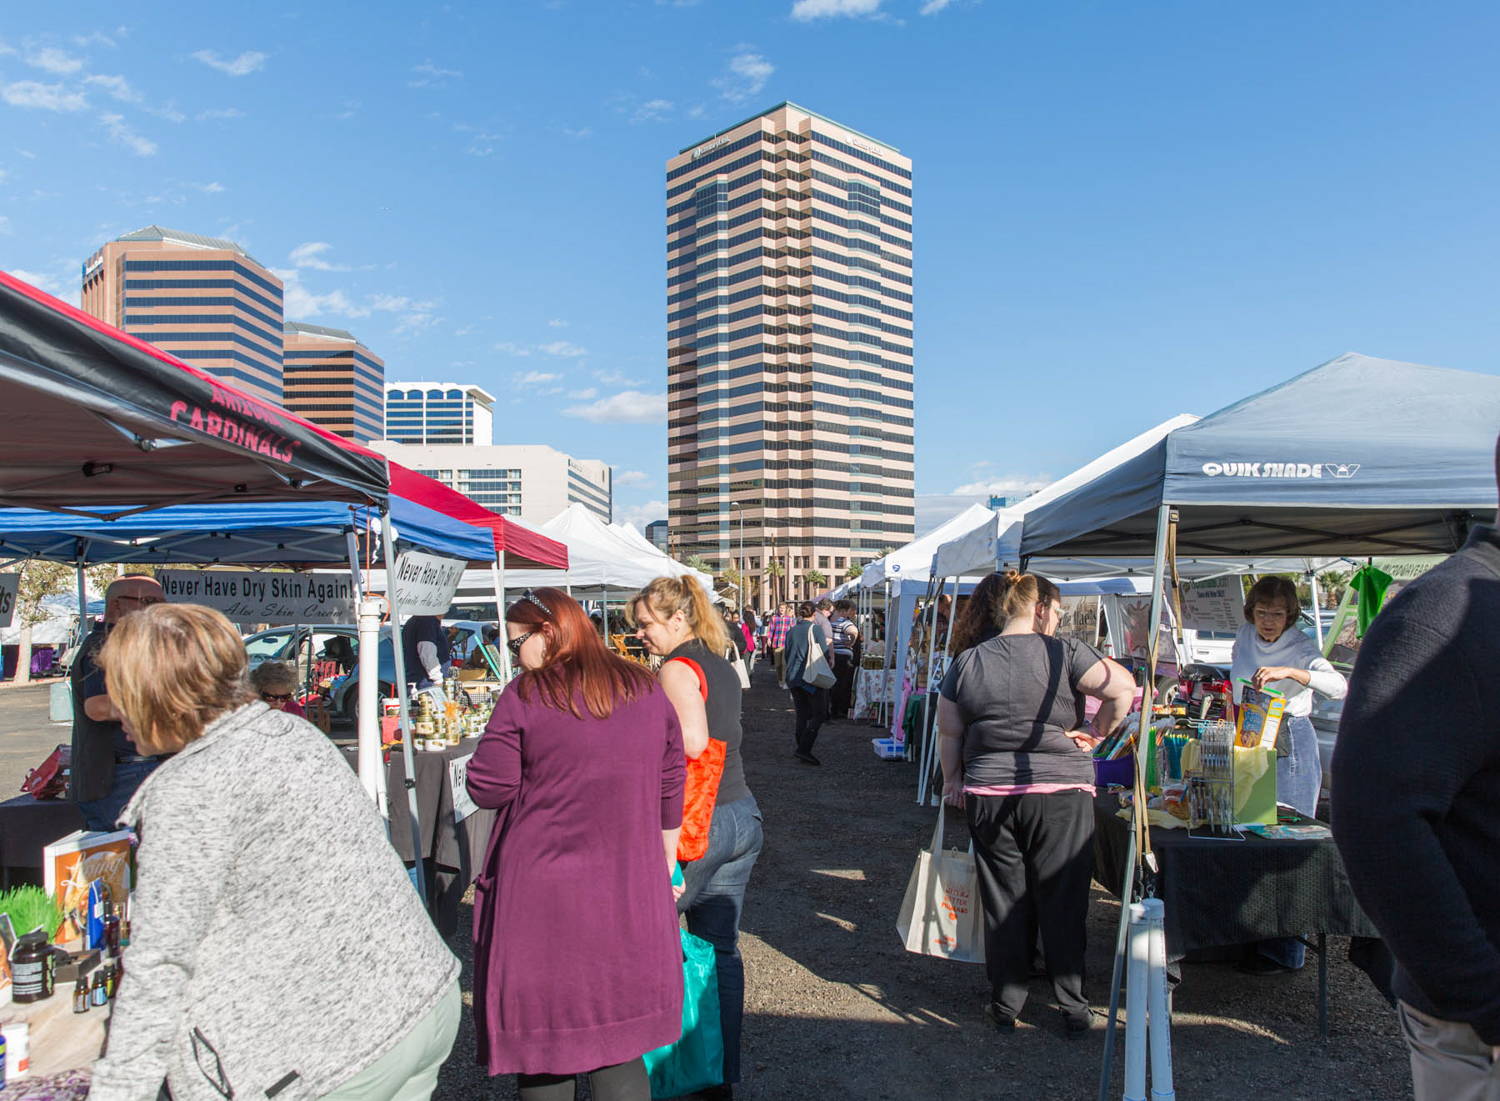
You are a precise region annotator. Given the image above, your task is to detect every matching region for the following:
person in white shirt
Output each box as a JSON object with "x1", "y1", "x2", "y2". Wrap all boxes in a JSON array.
[{"x1": 1230, "y1": 574, "x2": 1348, "y2": 974}]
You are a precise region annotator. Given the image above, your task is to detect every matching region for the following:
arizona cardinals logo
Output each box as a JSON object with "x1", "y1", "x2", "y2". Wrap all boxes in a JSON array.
[{"x1": 1325, "y1": 463, "x2": 1361, "y2": 478}]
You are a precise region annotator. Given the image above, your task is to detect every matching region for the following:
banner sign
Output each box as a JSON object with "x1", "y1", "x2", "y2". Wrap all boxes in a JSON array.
[
  {"x1": 1178, "y1": 578, "x2": 1244, "y2": 634},
  {"x1": 1056, "y1": 596, "x2": 1099, "y2": 643},
  {"x1": 158, "y1": 569, "x2": 357, "y2": 625},
  {"x1": 0, "y1": 573, "x2": 17, "y2": 629},
  {"x1": 392, "y1": 551, "x2": 466, "y2": 616},
  {"x1": 1102, "y1": 594, "x2": 1179, "y2": 665},
  {"x1": 448, "y1": 753, "x2": 478, "y2": 824}
]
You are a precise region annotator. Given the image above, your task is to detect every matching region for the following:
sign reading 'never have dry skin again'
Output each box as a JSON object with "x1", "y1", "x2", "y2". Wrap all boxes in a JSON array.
[
  {"x1": 0, "y1": 573, "x2": 18, "y2": 629},
  {"x1": 158, "y1": 569, "x2": 357, "y2": 625}
]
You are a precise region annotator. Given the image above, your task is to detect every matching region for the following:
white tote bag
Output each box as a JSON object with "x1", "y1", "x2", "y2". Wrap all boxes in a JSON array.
[
  {"x1": 804, "y1": 630, "x2": 838, "y2": 690},
  {"x1": 725, "y1": 645, "x2": 752, "y2": 691},
  {"x1": 895, "y1": 805, "x2": 986, "y2": 963}
]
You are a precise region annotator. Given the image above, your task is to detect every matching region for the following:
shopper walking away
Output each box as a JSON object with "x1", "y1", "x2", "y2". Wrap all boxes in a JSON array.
[
  {"x1": 1229, "y1": 575, "x2": 1348, "y2": 973},
  {"x1": 741, "y1": 605, "x2": 761, "y2": 674},
  {"x1": 401, "y1": 613, "x2": 451, "y2": 690},
  {"x1": 937, "y1": 570, "x2": 1135, "y2": 1036},
  {"x1": 469, "y1": 587, "x2": 685, "y2": 1101},
  {"x1": 814, "y1": 597, "x2": 835, "y2": 648},
  {"x1": 784, "y1": 601, "x2": 831, "y2": 765},
  {"x1": 766, "y1": 602, "x2": 795, "y2": 689},
  {"x1": 89, "y1": 603, "x2": 459, "y2": 1101},
  {"x1": 70, "y1": 574, "x2": 166, "y2": 832},
  {"x1": 829, "y1": 600, "x2": 860, "y2": 719},
  {"x1": 632, "y1": 577, "x2": 764, "y2": 1097},
  {"x1": 1332, "y1": 441, "x2": 1500, "y2": 1101}
]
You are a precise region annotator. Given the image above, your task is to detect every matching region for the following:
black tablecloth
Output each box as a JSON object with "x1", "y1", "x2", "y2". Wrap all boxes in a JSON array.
[
  {"x1": 1092, "y1": 793, "x2": 1379, "y2": 961},
  {"x1": 0, "y1": 794, "x2": 86, "y2": 879},
  {"x1": 338, "y1": 739, "x2": 496, "y2": 937}
]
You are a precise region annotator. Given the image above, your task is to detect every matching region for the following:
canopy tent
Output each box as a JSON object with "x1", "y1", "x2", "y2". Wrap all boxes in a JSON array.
[
  {"x1": 610, "y1": 521, "x2": 672, "y2": 561},
  {"x1": 495, "y1": 504, "x2": 712, "y2": 595},
  {"x1": 386, "y1": 462, "x2": 567, "y2": 571},
  {"x1": 858, "y1": 502, "x2": 995, "y2": 591},
  {"x1": 0, "y1": 497, "x2": 495, "y2": 568},
  {"x1": 0, "y1": 269, "x2": 387, "y2": 514},
  {"x1": 1020, "y1": 353, "x2": 1500, "y2": 562}
]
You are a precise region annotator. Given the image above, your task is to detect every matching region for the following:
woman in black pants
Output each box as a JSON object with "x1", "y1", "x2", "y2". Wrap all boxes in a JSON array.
[
  {"x1": 937, "y1": 571, "x2": 1135, "y2": 1036},
  {"x1": 782, "y1": 601, "x2": 829, "y2": 765}
]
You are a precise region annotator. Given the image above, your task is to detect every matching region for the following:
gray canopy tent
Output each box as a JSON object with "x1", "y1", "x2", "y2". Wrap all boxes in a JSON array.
[{"x1": 1015, "y1": 351, "x2": 1499, "y2": 1098}]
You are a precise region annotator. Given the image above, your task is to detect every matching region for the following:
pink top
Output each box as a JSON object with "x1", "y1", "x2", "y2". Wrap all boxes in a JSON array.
[{"x1": 964, "y1": 782, "x2": 1095, "y2": 797}]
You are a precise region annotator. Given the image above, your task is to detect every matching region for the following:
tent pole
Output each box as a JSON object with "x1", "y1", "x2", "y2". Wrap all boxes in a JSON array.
[
  {"x1": 75, "y1": 558, "x2": 88, "y2": 641},
  {"x1": 915, "y1": 577, "x2": 941, "y2": 803},
  {"x1": 355, "y1": 597, "x2": 384, "y2": 812},
  {"x1": 379, "y1": 509, "x2": 430, "y2": 907},
  {"x1": 491, "y1": 551, "x2": 510, "y2": 683},
  {"x1": 1308, "y1": 570, "x2": 1325, "y2": 648},
  {"x1": 345, "y1": 529, "x2": 365, "y2": 600},
  {"x1": 921, "y1": 574, "x2": 957, "y2": 803}
]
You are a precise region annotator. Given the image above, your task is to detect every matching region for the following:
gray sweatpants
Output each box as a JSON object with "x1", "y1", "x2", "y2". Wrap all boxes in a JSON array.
[{"x1": 1399, "y1": 1002, "x2": 1500, "y2": 1101}]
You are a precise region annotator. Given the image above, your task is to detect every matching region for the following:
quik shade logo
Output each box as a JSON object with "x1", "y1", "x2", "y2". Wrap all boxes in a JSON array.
[{"x1": 1200, "y1": 462, "x2": 1360, "y2": 479}]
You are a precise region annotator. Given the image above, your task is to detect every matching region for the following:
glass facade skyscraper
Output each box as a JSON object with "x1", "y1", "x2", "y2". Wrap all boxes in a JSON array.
[
  {"x1": 666, "y1": 102, "x2": 915, "y2": 603},
  {"x1": 282, "y1": 322, "x2": 385, "y2": 442},
  {"x1": 80, "y1": 225, "x2": 284, "y2": 403},
  {"x1": 383, "y1": 383, "x2": 495, "y2": 446}
]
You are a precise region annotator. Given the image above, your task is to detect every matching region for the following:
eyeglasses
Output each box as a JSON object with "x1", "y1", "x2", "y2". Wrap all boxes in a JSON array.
[
  {"x1": 260, "y1": 692, "x2": 293, "y2": 704},
  {"x1": 506, "y1": 631, "x2": 536, "y2": 657}
]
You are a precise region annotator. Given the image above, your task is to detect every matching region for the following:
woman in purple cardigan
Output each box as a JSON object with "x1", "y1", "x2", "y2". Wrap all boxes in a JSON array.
[{"x1": 468, "y1": 587, "x2": 686, "y2": 1101}]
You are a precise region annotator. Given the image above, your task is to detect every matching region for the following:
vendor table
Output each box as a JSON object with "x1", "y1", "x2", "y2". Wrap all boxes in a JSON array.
[
  {"x1": 2, "y1": 980, "x2": 109, "y2": 1087},
  {"x1": 338, "y1": 738, "x2": 495, "y2": 938},
  {"x1": 1092, "y1": 792, "x2": 1379, "y2": 1035},
  {"x1": 852, "y1": 667, "x2": 895, "y2": 722},
  {"x1": 0, "y1": 795, "x2": 85, "y2": 887}
]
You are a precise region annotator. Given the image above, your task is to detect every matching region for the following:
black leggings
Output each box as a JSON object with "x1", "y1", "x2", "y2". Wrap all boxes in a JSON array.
[{"x1": 516, "y1": 1057, "x2": 650, "y2": 1101}]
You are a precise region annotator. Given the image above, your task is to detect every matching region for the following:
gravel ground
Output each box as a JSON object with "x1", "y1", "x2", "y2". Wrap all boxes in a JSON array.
[{"x1": 436, "y1": 668, "x2": 1414, "y2": 1100}]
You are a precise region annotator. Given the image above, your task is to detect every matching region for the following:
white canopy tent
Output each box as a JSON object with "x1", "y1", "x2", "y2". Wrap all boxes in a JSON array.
[{"x1": 858, "y1": 502, "x2": 996, "y2": 591}]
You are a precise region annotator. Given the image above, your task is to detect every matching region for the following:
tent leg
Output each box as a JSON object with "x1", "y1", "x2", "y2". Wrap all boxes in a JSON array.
[
  {"x1": 921, "y1": 576, "x2": 957, "y2": 804},
  {"x1": 356, "y1": 599, "x2": 384, "y2": 811},
  {"x1": 1308, "y1": 571, "x2": 1325, "y2": 648},
  {"x1": 380, "y1": 510, "x2": 429, "y2": 908},
  {"x1": 345, "y1": 529, "x2": 365, "y2": 599},
  {"x1": 491, "y1": 553, "x2": 511, "y2": 683},
  {"x1": 915, "y1": 578, "x2": 941, "y2": 803},
  {"x1": 75, "y1": 559, "x2": 88, "y2": 641}
]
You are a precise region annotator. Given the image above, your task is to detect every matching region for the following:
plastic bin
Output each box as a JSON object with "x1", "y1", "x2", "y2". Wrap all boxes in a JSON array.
[{"x1": 1093, "y1": 754, "x2": 1136, "y2": 788}]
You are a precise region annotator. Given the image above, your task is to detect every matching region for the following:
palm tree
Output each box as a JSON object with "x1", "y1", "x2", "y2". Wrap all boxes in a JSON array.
[
  {"x1": 806, "y1": 568, "x2": 827, "y2": 597},
  {"x1": 684, "y1": 554, "x2": 712, "y2": 574},
  {"x1": 845, "y1": 563, "x2": 864, "y2": 580},
  {"x1": 766, "y1": 559, "x2": 784, "y2": 602}
]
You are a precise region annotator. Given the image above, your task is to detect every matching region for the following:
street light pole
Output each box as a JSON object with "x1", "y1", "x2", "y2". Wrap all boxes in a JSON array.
[{"x1": 729, "y1": 500, "x2": 743, "y2": 606}]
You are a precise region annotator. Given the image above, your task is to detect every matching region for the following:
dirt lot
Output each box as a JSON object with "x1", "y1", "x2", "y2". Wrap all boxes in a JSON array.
[{"x1": 435, "y1": 668, "x2": 1414, "y2": 1101}]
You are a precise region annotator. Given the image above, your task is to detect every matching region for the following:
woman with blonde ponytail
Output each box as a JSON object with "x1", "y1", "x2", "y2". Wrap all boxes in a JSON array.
[{"x1": 630, "y1": 577, "x2": 763, "y2": 1097}]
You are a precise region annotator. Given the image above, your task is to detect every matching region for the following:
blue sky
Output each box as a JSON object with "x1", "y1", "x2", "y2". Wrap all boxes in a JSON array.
[{"x1": 2, "y1": 1, "x2": 1497, "y2": 534}]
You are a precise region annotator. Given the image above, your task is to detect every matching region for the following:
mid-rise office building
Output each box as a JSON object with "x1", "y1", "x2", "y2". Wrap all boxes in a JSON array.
[
  {"x1": 665, "y1": 102, "x2": 915, "y2": 605},
  {"x1": 645, "y1": 520, "x2": 670, "y2": 553},
  {"x1": 282, "y1": 323, "x2": 385, "y2": 442},
  {"x1": 81, "y1": 224, "x2": 284, "y2": 403},
  {"x1": 384, "y1": 382, "x2": 495, "y2": 445},
  {"x1": 371, "y1": 441, "x2": 612, "y2": 524}
]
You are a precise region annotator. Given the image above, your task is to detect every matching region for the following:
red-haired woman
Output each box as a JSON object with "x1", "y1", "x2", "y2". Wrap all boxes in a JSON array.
[{"x1": 468, "y1": 588, "x2": 686, "y2": 1101}]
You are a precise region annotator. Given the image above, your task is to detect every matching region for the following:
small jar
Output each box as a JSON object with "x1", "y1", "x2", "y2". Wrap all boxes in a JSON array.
[{"x1": 10, "y1": 931, "x2": 57, "y2": 1004}]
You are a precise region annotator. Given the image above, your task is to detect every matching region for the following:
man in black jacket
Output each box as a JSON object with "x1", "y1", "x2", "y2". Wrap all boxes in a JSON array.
[{"x1": 1332, "y1": 437, "x2": 1500, "y2": 1099}]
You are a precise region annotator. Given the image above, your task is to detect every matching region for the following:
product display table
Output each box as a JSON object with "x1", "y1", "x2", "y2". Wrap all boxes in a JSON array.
[
  {"x1": 0, "y1": 795, "x2": 85, "y2": 887},
  {"x1": 338, "y1": 738, "x2": 495, "y2": 938},
  {"x1": 1092, "y1": 791, "x2": 1379, "y2": 1034},
  {"x1": 852, "y1": 667, "x2": 895, "y2": 721},
  {"x1": 3, "y1": 978, "x2": 109, "y2": 1085}
]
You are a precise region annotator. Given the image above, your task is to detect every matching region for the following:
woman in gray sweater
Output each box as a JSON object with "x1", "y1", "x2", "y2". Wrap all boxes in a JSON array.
[{"x1": 90, "y1": 603, "x2": 459, "y2": 1101}]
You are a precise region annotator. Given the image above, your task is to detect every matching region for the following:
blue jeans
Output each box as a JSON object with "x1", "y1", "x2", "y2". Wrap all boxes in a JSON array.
[
  {"x1": 678, "y1": 795, "x2": 763, "y2": 1085},
  {"x1": 78, "y1": 759, "x2": 159, "y2": 832}
]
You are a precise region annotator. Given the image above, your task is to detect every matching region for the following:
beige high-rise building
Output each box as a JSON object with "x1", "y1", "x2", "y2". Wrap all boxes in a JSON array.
[
  {"x1": 666, "y1": 102, "x2": 915, "y2": 605},
  {"x1": 283, "y1": 323, "x2": 385, "y2": 442},
  {"x1": 80, "y1": 225, "x2": 284, "y2": 403}
]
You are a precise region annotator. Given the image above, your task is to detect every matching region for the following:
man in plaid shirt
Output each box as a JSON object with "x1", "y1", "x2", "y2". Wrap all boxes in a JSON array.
[{"x1": 766, "y1": 601, "x2": 796, "y2": 689}]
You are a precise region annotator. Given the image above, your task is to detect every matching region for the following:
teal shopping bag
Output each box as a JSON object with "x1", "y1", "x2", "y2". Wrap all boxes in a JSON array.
[{"x1": 643, "y1": 928, "x2": 724, "y2": 1099}]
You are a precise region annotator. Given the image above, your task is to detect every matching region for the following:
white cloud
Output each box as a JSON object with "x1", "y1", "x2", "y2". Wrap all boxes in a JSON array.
[
  {"x1": 563, "y1": 390, "x2": 667, "y2": 425},
  {"x1": 9, "y1": 267, "x2": 77, "y2": 305},
  {"x1": 539, "y1": 340, "x2": 587, "y2": 357},
  {"x1": 84, "y1": 74, "x2": 142, "y2": 103},
  {"x1": 630, "y1": 98, "x2": 673, "y2": 124},
  {"x1": 73, "y1": 32, "x2": 118, "y2": 49},
  {"x1": 0, "y1": 215, "x2": 10, "y2": 235},
  {"x1": 368, "y1": 293, "x2": 411, "y2": 311},
  {"x1": 454, "y1": 324, "x2": 474, "y2": 336},
  {"x1": 919, "y1": 0, "x2": 952, "y2": 11},
  {"x1": 515, "y1": 370, "x2": 562, "y2": 386},
  {"x1": 100, "y1": 113, "x2": 157, "y2": 156},
  {"x1": 393, "y1": 311, "x2": 439, "y2": 334},
  {"x1": 2, "y1": 81, "x2": 88, "y2": 112},
  {"x1": 196, "y1": 107, "x2": 243, "y2": 121},
  {"x1": 562, "y1": 126, "x2": 591, "y2": 138},
  {"x1": 26, "y1": 46, "x2": 85, "y2": 75},
  {"x1": 289, "y1": 241, "x2": 349, "y2": 271},
  {"x1": 566, "y1": 387, "x2": 598, "y2": 399},
  {"x1": 615, "y1": 469, "x2": 653, "y2": 488},
  {"x1": 593, "y1": 369, "x2": 645, "y2": 386},
  {"x1": 547, "y1": 318, "x2": 569, "y2": 327},
  {"x1": 275, "y1": 269, "x2": 363, "y2": 319},
  {"x1": 146, "y1": 102, "x2": 186, "y2": 123},
  {"x1": 714, "y1": 51, "x2": 774, "y2": 103},
  {"x1": 947, "y1": 474, "x2": 1050, "y2": 497},
  {"x1": 790, "y1": 0, "x2": 882, "y2": 18},
  {"x1": 197, "y1": 181, "x2": 226, "y2": 193},
  {"x1": 409, "y1": 61, "x2": 461, "y2": 87},
  {"x1": 493, "y1": 341, "x2": 532, "y2": 356},
  {"x1": 619, "y1": 499, "x2": 668, "y2": 530},
  {"x1": 192, "y1": 49, "x2": 267, "y2": 77}
]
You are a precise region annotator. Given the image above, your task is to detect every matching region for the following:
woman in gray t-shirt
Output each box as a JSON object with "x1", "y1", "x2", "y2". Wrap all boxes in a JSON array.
[{"x1": 937, "y1": 570, "x2": 1134, "y2": 1035}]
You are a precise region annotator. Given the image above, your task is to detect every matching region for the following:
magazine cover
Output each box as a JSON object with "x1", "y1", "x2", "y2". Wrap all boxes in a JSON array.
[
  {"x1": 1235, "y1": 680, "x2": 1286, "y2": 751},
  {"x1": 42, "y1": 829, "x2": 133, "y2": 943}
]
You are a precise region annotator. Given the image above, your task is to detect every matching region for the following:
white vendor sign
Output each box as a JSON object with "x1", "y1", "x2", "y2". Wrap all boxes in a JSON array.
[
  {"x1": 392, "y1": 551, "x2": 466, "y2": 617},
  {"x1": 158, "y1": 569, "x2": 357, "y2": 625},
  {"x1": 448, "y1": 753, "x2": 478, "y2": 824},
  {"x1": 0, "y1": 573, "x2": 18, "y2": 629},
  {"x1": 1177, "y1": 578, "x2": 1244, "y2": 634}
]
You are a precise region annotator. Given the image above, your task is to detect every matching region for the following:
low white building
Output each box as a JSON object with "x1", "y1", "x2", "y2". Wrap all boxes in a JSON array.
[{"x1": 371, "y1": 441, "x2": 612, "y2": 524}]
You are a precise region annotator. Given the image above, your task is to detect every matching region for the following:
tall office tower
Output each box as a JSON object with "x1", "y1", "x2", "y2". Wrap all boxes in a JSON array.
[
  {"x1": 368, "y1": 441, "x2": 612, "y2": 524},
  {"x1": 81, "y1": 225, "x2": 285, "y2": 403},
  {"x1": 666, "y1": 103, "x2": 915, "y2": 606},
  {"x1": 383, "y1": 382, "x2": 495, "y2": 445},
  {"x1": 282, "y1": 323, "x2": 386, "y2": 442}
]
